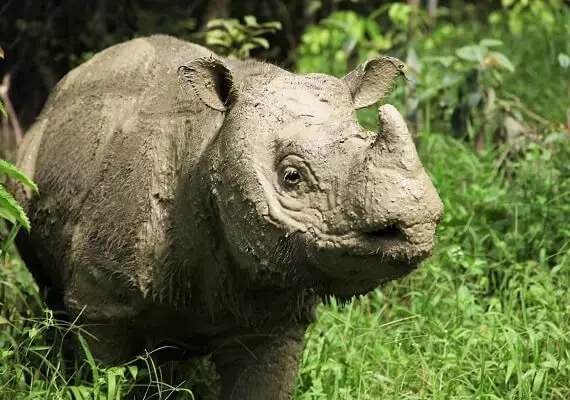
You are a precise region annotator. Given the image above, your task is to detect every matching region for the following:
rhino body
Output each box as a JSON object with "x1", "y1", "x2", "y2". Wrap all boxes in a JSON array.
[{"x1": 12, "y1": 35, "x2": 443, "y2": 399}]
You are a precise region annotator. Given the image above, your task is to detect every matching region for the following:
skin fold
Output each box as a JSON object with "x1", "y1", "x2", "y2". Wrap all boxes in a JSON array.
[{"x1": 11, "y1": 35, "x2": 443, "y2": 399}]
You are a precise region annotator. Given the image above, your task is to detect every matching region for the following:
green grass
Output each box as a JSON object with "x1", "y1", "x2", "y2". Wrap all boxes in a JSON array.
[{"x1": 1, "y1": 130, "x2": 569, "y2": 399}]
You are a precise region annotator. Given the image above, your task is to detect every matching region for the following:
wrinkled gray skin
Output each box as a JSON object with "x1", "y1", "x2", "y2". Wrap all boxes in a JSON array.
[{"x1": 12, "y1": 35, "x2": 443, "y2": 399}]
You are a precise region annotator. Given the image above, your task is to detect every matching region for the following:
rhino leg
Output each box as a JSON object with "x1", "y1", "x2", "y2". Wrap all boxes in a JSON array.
[{"x1": 211, "y1": 324, "x2": 306, "y2": 400}]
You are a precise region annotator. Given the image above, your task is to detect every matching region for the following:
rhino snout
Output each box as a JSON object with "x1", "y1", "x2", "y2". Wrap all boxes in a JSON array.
[{"x1": 339, "y1": 104, "x2": 443, "y2": 258}]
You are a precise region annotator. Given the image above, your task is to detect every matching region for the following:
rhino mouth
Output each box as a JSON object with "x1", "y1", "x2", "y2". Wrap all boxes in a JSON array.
[
  {"x1": 326, "y1": 222, "x2": 435, "y2": 256},
  {"x1": 306, "y1": 222, "x2": 436, "y2": 285},
  {"x1": 361, "y1": 224, "x2": 404, "y2": 241}
]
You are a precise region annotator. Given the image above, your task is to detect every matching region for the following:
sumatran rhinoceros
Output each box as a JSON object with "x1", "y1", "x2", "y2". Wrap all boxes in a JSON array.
[{"x1": 12, "y1": 34, "x2": 443, "y2": 399}]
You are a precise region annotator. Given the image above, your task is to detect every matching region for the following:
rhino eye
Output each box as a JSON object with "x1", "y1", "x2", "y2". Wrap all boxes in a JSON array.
[{"x1": 282, "y1": 167, "x2": 302, "y2": 186}]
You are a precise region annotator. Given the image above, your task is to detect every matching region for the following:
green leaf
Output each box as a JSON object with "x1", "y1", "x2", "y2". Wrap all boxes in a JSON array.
[
  {"x1": 488, "y1": 11, "x2": 503, "y2": 25},
  {"x1": 78, "y1": 333, "x2": 100, "y2": 381},
  {"x1": 107, "y1": 367, "x2": 125, "y2": 400},
  {"x1": 206, "y1": 37, "x2": 232, "y2": 48},
  {"x1": 250, "y1": 37, "x2": 270, "y2": 49},
  {"x1": 508, "y1": 14, "x2": 524, "y2": 35},
  {"x1": 0, "y1": 185, "x2": 30, "y2": 231},
  {"x1": 0, "y1": 159, "x2": 38, "y2": 192},
  {"x1": 0, "y1": 102, "x2": 6, "y2": 119},
  {"x1": 423, "y1": 55, "x2": 456, "y2": 68},
  {"x1": 238, "y1": 43, "x2": 257, "y2": 57},
  {"x1": 558, "y1": 53, "x2": 570, "y2": 69},
  {"x1": 388, "y1": 3, "x2": 412, "y2": 27},
  {"x1": 0, "y1": 206, "x2": 16, "y2": 224},
  {"x1": 127, "y1": 365, "x2": 138, "y2": 380},
  {"x1": 241, "y1": 42, "x2": 258, "y2": 51},
  {"x1": 243, "y1": 15, "x2": 258, "y2": 27},
  {"x1": 488, "y1": 51, "x2": 515, "y2": 72},
  {"x1": 205, "y1": 29, "x2": 228, "y2": 38},
  {"x1": 480, "y1": 38, "x2": 503, "y2": 48},
  {"x1": 261, "y1": 21, "x2": 282, "y2": 30},
  {"x1": 532, "y1": 369, "x2": 546, "y2": 393},
  {"x1": 68, "y1": 386, "x2": 92, "y2": 400},
  {"x1": 206, "y1": 18, "x2": 238, "y2": 30},
  {"x1": 1, "y1": 223, "x2": 21, "y2": 257},
  {"x1": 505, "y1": 360, "x2": 515, "y2": 384},
  {"x1": 456, "y1": 45, "x2": 485, "y2": 63}
]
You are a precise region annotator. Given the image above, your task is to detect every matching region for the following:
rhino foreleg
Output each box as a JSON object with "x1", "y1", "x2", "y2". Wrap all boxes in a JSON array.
[{"x1": 211, "y1": 324, "x2": 306, "y2": 400}]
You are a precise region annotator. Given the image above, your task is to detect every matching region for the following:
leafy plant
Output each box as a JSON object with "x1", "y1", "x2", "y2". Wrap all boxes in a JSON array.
[
  {"x1": 295, "y1": 5, "x2": 428, "y2": 76},
  {"x1": 492, "y1": 0, "x2": 565, "y2": 35},
  {"x1": 0, "y1": 46, "x2": 39, "y2": 258},
  {"x1": 204, "y1": 15, "x2": 282, "y2": 59},
  {"x1": 0, "y1": 159, "x2": 38, "y2": 258},
  {"x1": 419, "y1": 39, "x2": 519, "y2": 145}
]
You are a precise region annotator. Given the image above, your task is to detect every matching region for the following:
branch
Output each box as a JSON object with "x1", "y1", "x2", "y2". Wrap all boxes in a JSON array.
[{"x1": 0, "y1": 73, "x2": 23, "y2": 146}]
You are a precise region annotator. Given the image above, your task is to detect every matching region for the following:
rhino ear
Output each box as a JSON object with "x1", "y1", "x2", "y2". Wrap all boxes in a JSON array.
[
  {"x1": 178, "y1": 57, "x2": 236, "y2": 112},
  {"x1": 342, "y1": 56, "x2": 406, "y2": 110}
]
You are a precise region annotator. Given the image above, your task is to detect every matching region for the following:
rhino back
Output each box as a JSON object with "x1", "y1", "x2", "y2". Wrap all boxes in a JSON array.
[{"x1": 16, "y1": 35, "x2": 223, "y2": 317}]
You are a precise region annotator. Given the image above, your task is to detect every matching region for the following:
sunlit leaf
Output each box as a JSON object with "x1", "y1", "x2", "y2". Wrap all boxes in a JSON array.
[
  {"x1": 127, "y1": 365, "x2": 138, "y2": 380},
  {"x1": 0, "y1": 159, "x2": 38, "y2": 192},
  {"x1": 456, "y1": 45, "x2": 485, "y2": 63},
  {"x1": 239, "y1": 43, "x2": 257, "y2": 57},
  {"x1": 558, "y1": 53, "x2": 570, "y2": 69},
  {"x1": 244, "y1": 15, "x2": 258, "y2": 27},
  {"x1": 250, "y1": 37, "x2": 270, "y2": 49},
  {"x1": 262, "y1": 21, "x2": 282, "y2": 30},
  {"x1": 488, "y1": 11, "x2": 503, "y2": 25},
  {"x1": 206, "y1": 18, "x2": 238, "y2": 29},
  {"x1": 0, "y1": 207, "x2": 16, "y2": 224},
  {"x1": 480, "y1": 38, "x2": 503, "y2": 48},
  {"x1": 532, "y1": 369, "x2": 546, "y2": 393},
  {"x1": 205, "y1": 29, "x2": 227, "y2": 38},
  {"x1": 206, "y1": 37, "x2": 232, "y2": 48},
  {"x1": 423, "y1": 55, "x2": 456, "y2": 68},
  {"x1": 488, "y1": 51, "x2": 515, "y2": 72},
  {"x1": 0, "y1": 185, "x2": 30, "y2": 231},
  {"x1": 508, "y1": 14, "x2": 524, "y2": 35},
  {"x1": 388, "y1": 3, "x2": 412, "y2": 28}
]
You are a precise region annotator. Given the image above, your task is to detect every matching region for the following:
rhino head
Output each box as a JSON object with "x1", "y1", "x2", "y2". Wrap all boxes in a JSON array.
[{"x1": 179, "y1": 55, "x2": 443, "y2": 298}]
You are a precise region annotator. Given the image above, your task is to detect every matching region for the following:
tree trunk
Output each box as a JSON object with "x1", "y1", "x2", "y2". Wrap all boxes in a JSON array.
[
  {"x1": 200, "y1": 0, "x2": 231, "y2": 31},
  {"x1": 406, "y1": 0, "x2": 422, "y2": 144},
  {"x1": 0, "y1": 73, "x2": 23, "y2": 159},
  {"x1": 427, "y1": 0, "x2": 438, "y2": 28}
]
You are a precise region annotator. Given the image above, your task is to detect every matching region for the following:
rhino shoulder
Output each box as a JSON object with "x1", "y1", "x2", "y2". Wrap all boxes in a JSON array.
[{"x1": 45, "y1": 36, "x2": 197, "y2": 107}]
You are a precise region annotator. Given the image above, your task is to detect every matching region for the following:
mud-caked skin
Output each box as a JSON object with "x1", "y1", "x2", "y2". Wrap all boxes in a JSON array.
[{"x1": 12, "y1": 35, "x2": 443, "y2": 399}]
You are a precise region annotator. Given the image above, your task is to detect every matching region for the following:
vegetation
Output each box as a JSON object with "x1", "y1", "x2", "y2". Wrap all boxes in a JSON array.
[{"x1": 1, "y1": 1, "x2": 569, "y2": 399}]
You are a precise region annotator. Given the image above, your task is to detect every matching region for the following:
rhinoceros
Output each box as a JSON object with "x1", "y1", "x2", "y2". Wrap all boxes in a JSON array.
[{"x1": 11, "y1": 34, "x2": 443, "y2": 399}]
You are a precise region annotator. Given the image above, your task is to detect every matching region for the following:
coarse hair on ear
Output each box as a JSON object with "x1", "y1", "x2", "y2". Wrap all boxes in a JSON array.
[
  {"x1": 178, "y1": 56, "x2": 237, "y2": 112},
  {"x1": 342, "y1": 56, "x2": 407, "y2": 110}
]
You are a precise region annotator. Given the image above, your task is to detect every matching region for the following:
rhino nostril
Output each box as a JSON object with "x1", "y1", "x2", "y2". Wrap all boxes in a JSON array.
[{"x1": 362, "y1": 224, "x2": 403, "y2": 240}]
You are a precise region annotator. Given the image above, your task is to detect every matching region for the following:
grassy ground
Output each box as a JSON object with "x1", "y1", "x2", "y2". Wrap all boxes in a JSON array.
[{"x1": 1, "y1": 129, "x2": 569, "y2": 399}]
